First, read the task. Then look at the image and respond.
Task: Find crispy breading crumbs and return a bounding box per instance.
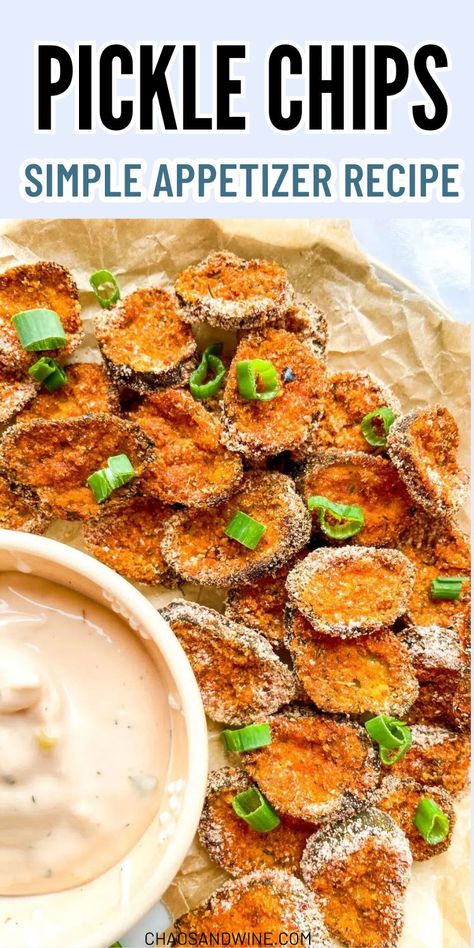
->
[387,724,470,794]
[373,775,456,861]
[0,474,50,533]
[0,374,36,425]
[17,362,119,422]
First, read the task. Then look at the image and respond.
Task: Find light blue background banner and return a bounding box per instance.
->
[0,0,472,217]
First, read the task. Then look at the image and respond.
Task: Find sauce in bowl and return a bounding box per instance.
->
[0,572,171,896]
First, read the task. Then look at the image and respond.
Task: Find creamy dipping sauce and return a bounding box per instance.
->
[0,572,171,896]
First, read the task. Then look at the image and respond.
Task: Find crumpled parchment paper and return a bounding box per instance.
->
[0,218,470,948]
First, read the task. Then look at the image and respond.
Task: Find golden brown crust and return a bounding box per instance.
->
[386,724,470,795]
[388,406,469,516]
[160,600,295,725]
[286,609,418,716]
[128,388,243,507]
[243,709,379,823]
[400,623,470,729]
[286,547,415,638]
[0,262,83,374]
[222,328,326,459]
[161,471,311,587]
[82,494,176,585]
[175,251,293,329]
[0,413,154,520]
[199,767,316,877]
[270,293,328,359]
[399,522,470,630]
[373,776,456,861]
[0,473,50,533]
[17,362,119,422]
[225,556,306,649]
[95,287,197,393]
[0,374,36,425]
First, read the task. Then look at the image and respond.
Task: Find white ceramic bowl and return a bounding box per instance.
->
[0,529,208,948]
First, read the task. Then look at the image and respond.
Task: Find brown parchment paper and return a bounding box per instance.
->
[0,218,470,948]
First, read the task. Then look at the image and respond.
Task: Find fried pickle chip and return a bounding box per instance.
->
[222,328,326,459]
[286,547,415,638]
[17,362,119,422]
[386,724,470,795]
[400,520,470,629]
[373,776,456,861]
[82,494,175,585]
[0,373,36,425]
[160,601,295,725]
[286,609,418,717]
[199,767,316,877]
[128,388,243,507]
[388,406,469,516]
[161,471,311,587]
[0,474,49,533]
[0,262,83,374]
[95,288,197,393]
[225,557,305,649]
[301,809,411,948]
[174,869,332,945]
[0,414,154,520]
[296,371,400,459]
[175,251,293,330]
[400,623,469,729]
[243,709,379,823]
[271,293,328,359]
[299,451,414,547]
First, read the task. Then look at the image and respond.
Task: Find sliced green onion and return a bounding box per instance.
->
[221,723,271,753]
[307,495,365,539]
[430,577,464,601]
[189,344,226,400]
[107,453,136,486]
[12,309,67,351]
[86,469,115,503]
[225,511,266,549]
[236,359,280,402]
[28,357,67,392]
[232,787,280,833]
[361,407,396,447]
[87,454,135,502]
[365,714,412,765]
[413,797,450,845]
[89,269,121,308]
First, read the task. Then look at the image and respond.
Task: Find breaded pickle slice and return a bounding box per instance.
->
[386,724,470,794]
[95,288,197,393]
[83,494,175,585]
[0,262,83,374]
[299,451,414,547]
[160,600,295,725]
[225,557,304,649]
[388,406,469,516]
[161,471,311,587]
[199,767,315,877]
[222,328,326,459]
[0,414,154,520]
[0,373,36,425]
[373,776,456,862]
[272,293,327,359]
[175,251,293,330]
[18,362,119,422]
[243,709,379,823]
[286,609,418,717]
[0,474,49,533]
[298,371,400,458]
[400,521,470,630]
[174,869,332,944]
[286,547,415,638]
[129,388,243,507]
[400,623,469,729]
[301,809,411,948]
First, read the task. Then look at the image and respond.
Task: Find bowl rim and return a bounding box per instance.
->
[0,528,208,948]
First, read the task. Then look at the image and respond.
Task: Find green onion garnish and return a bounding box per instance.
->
[28,357,67,392]
[89,269,121,309]
[232,787,280,833]
[430,577,464,601]
[12,309,67,351]
[236,359,280,402]
[221,723,271,753]
[413,797,450,845]
[87,454,136,503]
[307,495,365,539]
[361,407,396,447]
[365,714,412,765]
[189,344,226,400]
[225,511,266,549]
